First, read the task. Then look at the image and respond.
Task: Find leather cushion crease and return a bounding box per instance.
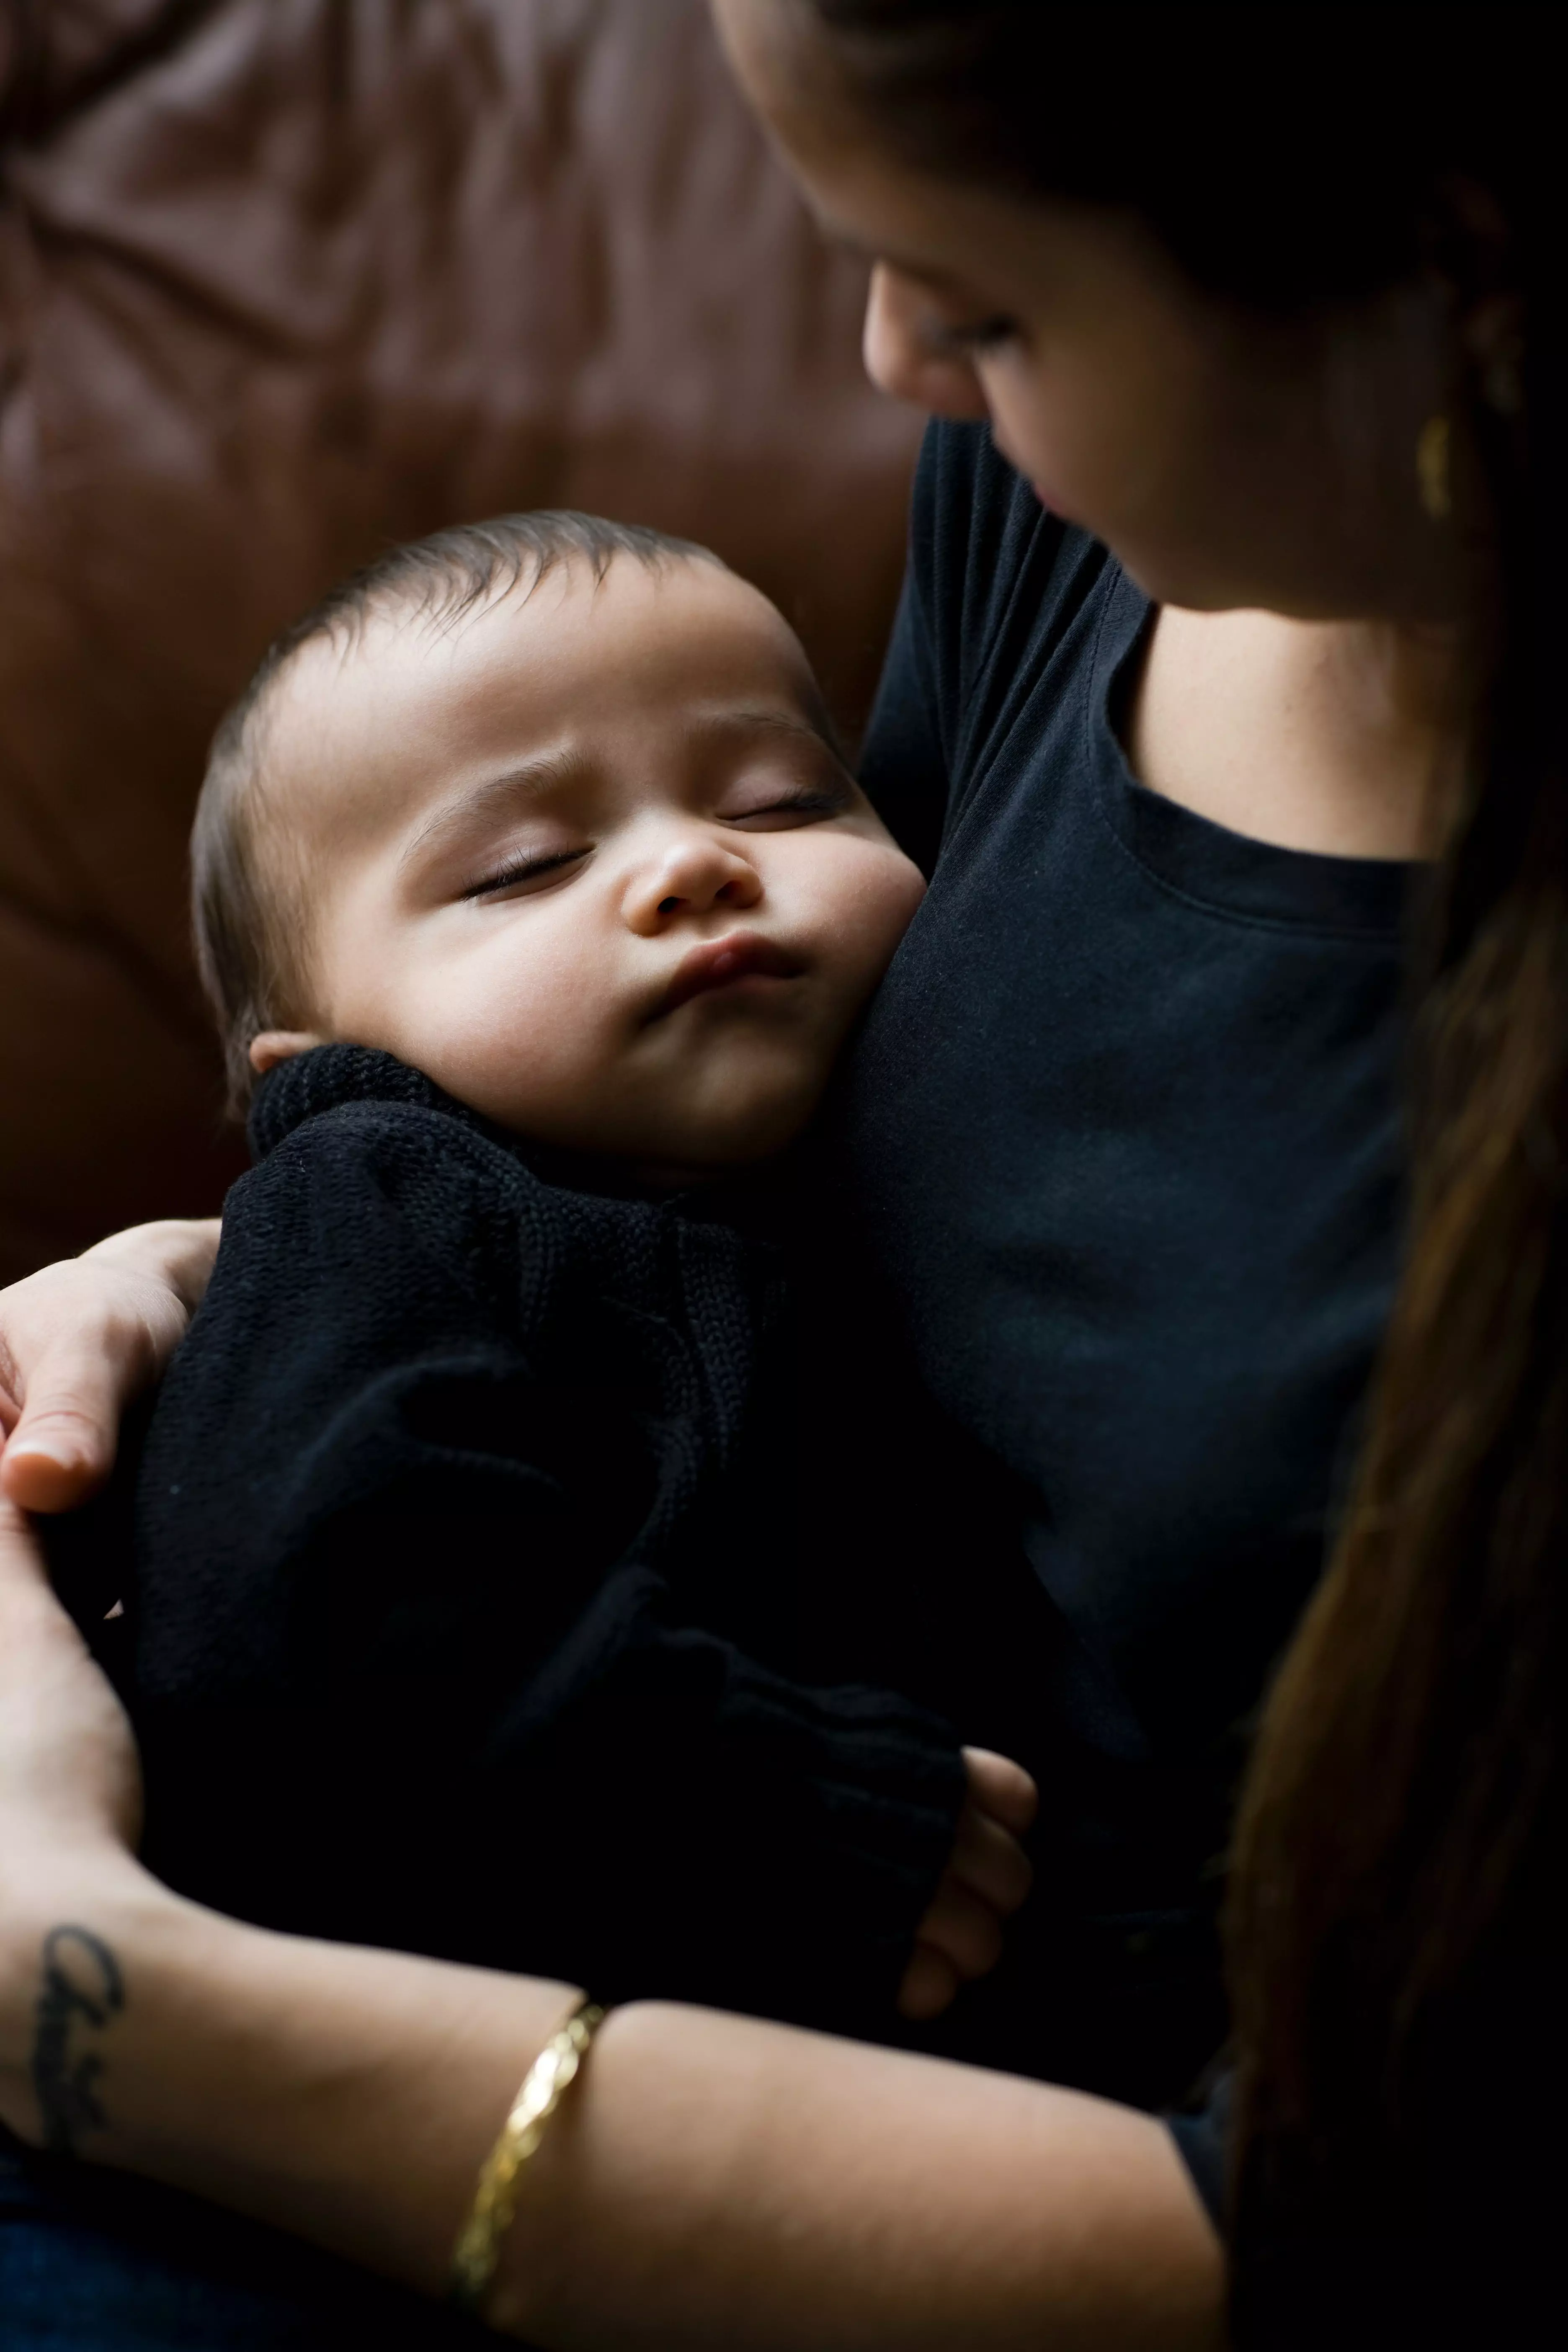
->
[0,0,921,1277]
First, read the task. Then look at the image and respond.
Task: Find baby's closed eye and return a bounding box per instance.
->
[717,779,856,828]
[462,846,592,900]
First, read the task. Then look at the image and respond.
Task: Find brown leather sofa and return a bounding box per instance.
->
[0,0,920,1280]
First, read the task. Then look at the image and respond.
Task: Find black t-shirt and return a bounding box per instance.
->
[833,419,1413,2103]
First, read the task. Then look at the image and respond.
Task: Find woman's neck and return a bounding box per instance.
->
[1126,605,1465,862]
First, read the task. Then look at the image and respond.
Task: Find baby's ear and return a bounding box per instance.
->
[248,1030,326,1075]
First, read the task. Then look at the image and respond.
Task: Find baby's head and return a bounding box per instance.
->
[194,513,924,1182]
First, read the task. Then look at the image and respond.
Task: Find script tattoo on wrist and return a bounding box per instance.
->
[30,1925,125,2157]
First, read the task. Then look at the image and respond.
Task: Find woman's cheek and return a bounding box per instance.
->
[983,335,1179,537]
[998,380,1137,530]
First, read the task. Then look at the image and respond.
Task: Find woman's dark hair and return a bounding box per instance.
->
[794,3,1562,2337]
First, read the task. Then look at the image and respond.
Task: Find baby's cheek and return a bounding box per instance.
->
[840,849,927,986]
[378,950,603,1129]
[439,993,606,1125]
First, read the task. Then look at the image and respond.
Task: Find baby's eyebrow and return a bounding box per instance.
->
[397,750,588,874]
[685,707,831,753]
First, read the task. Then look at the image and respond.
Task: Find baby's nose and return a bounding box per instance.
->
[625,836,763,932]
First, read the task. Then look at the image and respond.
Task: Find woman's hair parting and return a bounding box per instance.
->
[793,0,1563,2330]
[192,511,720,1114]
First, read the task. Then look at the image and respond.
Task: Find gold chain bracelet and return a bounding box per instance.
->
[448,1997,606,2318]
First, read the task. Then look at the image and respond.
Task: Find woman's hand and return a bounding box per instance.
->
[0,1219,220,1511]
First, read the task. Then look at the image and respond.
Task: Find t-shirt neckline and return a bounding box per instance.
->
[1086,564,1417,941]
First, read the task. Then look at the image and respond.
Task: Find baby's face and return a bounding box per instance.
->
[255,557,925,1181]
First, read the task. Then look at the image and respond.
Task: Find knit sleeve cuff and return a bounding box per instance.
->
[716,1675,967,2026]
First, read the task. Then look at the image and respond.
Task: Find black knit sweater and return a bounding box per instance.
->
[110,1046,963,2032]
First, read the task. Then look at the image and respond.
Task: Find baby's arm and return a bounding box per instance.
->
[121,1111,1014,2033]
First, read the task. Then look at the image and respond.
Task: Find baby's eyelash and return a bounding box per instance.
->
[727,785,853,825]
[458,785,847,895]
[462,848,586,899]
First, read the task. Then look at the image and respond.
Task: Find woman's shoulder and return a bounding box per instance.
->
[898,419,1125,764]
[907,418,1117,660]
[860,421,1131,865]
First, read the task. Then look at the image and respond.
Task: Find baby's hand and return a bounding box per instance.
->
[897,1746,1037,2022]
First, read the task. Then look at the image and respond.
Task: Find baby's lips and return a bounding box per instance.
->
[654,931,802,1016]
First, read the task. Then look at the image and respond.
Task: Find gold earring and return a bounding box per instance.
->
[1416,414,1452,522]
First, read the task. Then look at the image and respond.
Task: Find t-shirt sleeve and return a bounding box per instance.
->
[857,418,1077,874]
[1166,2066,1233,2233]
[858,563,951,876]
[858,413,980,876]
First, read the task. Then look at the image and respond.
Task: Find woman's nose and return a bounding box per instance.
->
[863,265,991,420]
[622,832,763,935]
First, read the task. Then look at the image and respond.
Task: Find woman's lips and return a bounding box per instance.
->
[656,931,802,1016]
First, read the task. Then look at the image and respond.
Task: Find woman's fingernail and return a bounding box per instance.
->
[0,1444,85,1510]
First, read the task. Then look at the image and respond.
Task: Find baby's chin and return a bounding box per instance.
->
[634,1075,834,1178]
[584,1112,816,1192]
[530,1090,823,1190]
[393,1043,830,1183]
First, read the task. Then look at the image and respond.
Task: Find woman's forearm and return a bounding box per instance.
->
[520,2003,1222,2352]
[0,1407,1220,2349]
[0,1853,1221,2350]
[0,1846,576,2291]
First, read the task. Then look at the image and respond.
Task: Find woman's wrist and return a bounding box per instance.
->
[0,1832,584,2318]
[0,1837,168,2152]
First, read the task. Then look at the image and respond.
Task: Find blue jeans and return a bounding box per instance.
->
[0,2130,487,2349]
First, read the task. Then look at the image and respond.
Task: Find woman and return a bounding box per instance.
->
[0,3,1556,2342]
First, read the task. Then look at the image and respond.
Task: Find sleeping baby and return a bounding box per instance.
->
[69,512,1032,2036]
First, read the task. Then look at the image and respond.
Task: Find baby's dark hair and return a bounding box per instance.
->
[193,511,724,1114]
